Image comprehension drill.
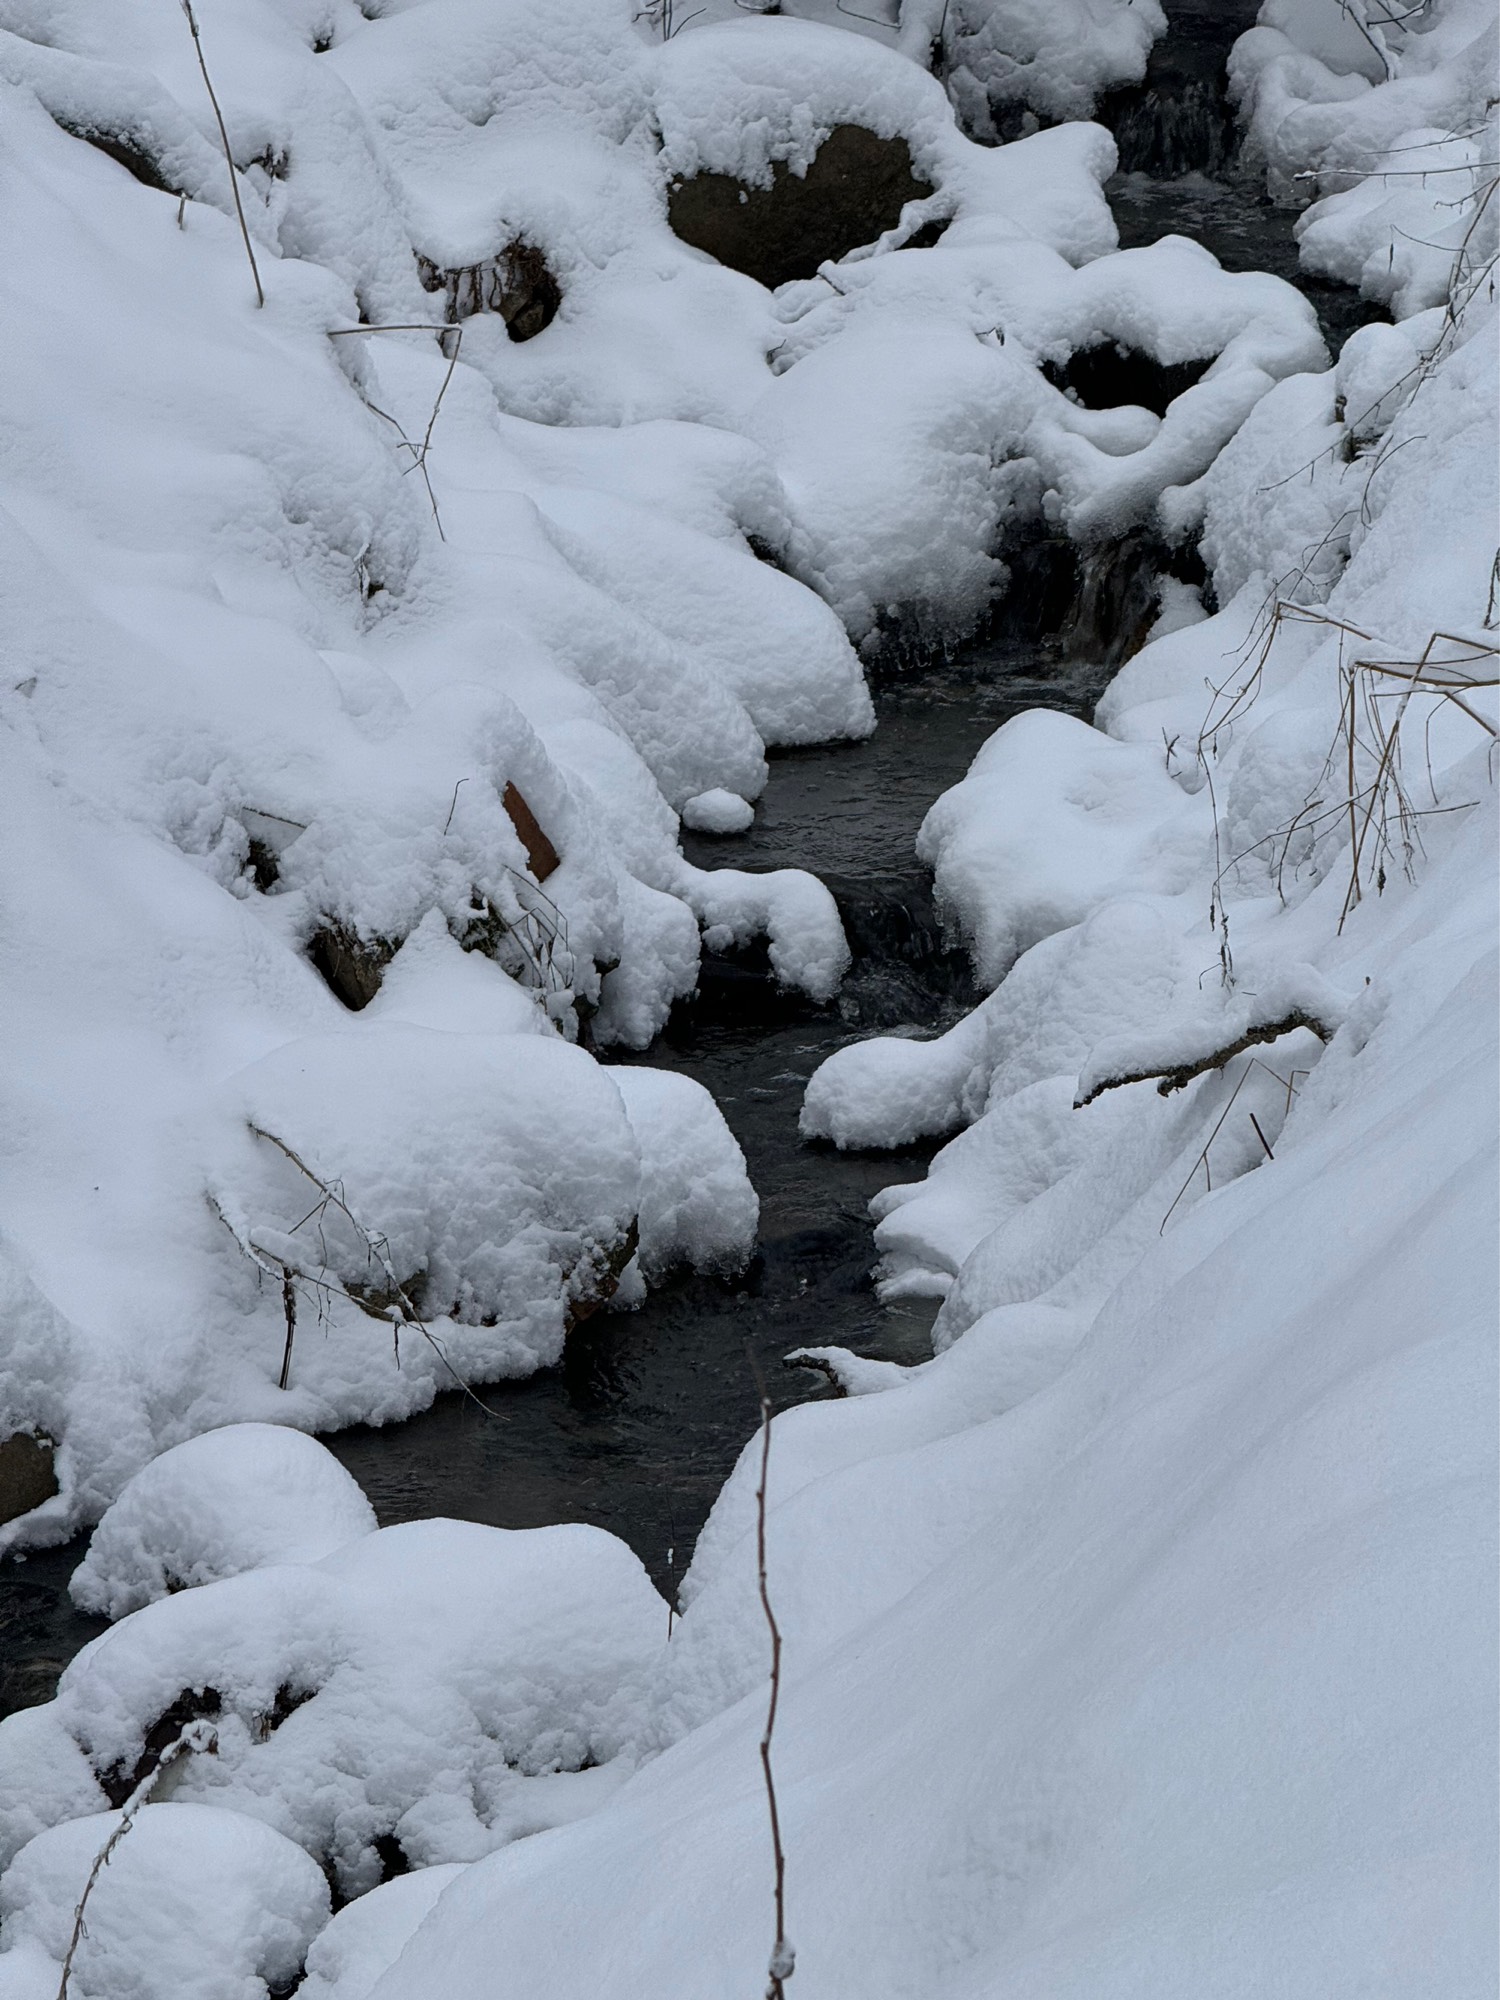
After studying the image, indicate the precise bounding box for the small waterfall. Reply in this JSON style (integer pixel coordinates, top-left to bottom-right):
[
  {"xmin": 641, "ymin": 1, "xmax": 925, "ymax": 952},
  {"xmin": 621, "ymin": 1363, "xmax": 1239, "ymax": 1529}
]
[{"xmin": 1100, "ymin": 0, "xmax": 1262, "ymax": 179}]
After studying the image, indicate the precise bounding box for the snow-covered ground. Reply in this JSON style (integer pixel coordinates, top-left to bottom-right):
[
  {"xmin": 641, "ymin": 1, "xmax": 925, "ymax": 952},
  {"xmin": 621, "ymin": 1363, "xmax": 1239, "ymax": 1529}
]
[{"xmin": 0, "ymin": 0, "xmax": 1495, "ymax": 1994}]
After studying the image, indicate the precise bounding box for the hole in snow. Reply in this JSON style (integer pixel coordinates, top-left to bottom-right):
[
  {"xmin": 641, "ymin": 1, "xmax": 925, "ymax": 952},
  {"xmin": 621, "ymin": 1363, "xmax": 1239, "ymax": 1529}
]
[
  {"xmin": 417, "ymin": 241, "xmax": 561, "ymax": 342},
  {"xmin": 667, "ymin": 126, "xmax": 935, "ymax": 290},
  {"xmin": 307, "ymin": 922, "xmax": 399, "ymax": 1011},
  {"xmin": 1041, "ymin": 342, "xmax": 1212, "ymax": 417},
  {"xmin": 53, "ymin": 117, "xmax": 180, "ymax": 196}
]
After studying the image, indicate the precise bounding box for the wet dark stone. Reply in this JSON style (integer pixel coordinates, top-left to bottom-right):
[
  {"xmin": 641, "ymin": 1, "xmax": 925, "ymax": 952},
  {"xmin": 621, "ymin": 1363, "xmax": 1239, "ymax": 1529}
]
[
  {"xmin": 307, "ymin": 921, "xmax": 398, "ymax": 1011},
  {"xmin": 667, "ymin": 125, "xmax": 935, "ymax": 290},
  {"xmin": 1042, "ymin": 342, "xmax": 1212, "ymax": 417},
  {"xmin": 418, "ymin": 240, "xmax": 561, "ymax": 341},
  {"xmin": 0, "ymin": 1431, "xmax": 58, "ymax": 1527}
]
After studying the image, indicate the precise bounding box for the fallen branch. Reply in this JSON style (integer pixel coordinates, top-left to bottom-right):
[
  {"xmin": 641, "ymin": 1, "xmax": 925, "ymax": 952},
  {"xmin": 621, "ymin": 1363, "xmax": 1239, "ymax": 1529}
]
[
  {"xmin": 326, "ymin": 322, "xmax": 465, "ymax": 539},
  {"xmin": 57, "ymin": 1719, "xmax": 218, "ymax": 2000},
  {"xmin": 746, "ymin": 1347, "xmax": 794, "ymax": 1999},
  {"xmin": 1074, "ymin": 1008, "xmax": 1339, "ymax": 1108},
  {"xmin": 208, "ymin": 1148, "xmax": 506, "ymax": 1420}
]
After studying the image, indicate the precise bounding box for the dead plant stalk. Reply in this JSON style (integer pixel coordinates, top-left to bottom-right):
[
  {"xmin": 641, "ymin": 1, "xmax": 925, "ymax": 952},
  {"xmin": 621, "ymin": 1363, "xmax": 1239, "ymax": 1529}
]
[
  {"xmin": 179, "ymin": 0, "xmax": 264, "ymax": 308},
  {"xmin": 56, "ymin": 1721, "xmax": 217, "ymax": 2000},
  {"xmin": 747, "ymin": 1349, "xmax": 794, "ymax": 1997}
]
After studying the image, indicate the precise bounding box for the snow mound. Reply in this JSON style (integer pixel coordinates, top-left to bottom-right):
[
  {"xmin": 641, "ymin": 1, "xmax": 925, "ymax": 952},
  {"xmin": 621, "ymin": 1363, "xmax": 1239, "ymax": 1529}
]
[
  {"xmin": 681, "ymin": 789, "xmax": 754, "ymax": 835},
  {"xmin": 69, "ymin": 1424, "xmax": 378, "ymax": 1622},
  {"xmin": 611, "ymin": 1068, "xmax": 758, "ymax": 1282},
  {"xmin": 212, "ymin": 1026, "xmax": 642, "ymax": 1375},
  {"xmin": 3, "ymin": 1517, "xmax": 665, "ymax": 1895},
  {"xmin": 0, "ymin": 1802, "xmax": 329, "ymax": 2000},
  {"xmin": 902, "ymin": 0, "xmax": 1166, "ymax": 137},
  {"xmin": 1232, "ymin": 0, "xmax": 1497, "ymax": 320},
  {"xmin": 916, "ymin": 707, "xmax": 1204, "ymax": 987}
]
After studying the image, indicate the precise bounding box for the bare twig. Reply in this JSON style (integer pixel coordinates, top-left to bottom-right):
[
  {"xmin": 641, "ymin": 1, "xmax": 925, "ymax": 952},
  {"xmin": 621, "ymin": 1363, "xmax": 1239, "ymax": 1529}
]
[
  {"xmin": 1074, "ymin": 1007, "xmax": 1338, "ymax": 1109},
  {"xmin": 56, "ymin": 1721, "xmax": 217, "ymax": 2000},
  {"xmin": 326, "ymin": 322, "xmax": 465, "ymax": 539},
  {"xmin": 179, "ymin": 1, "xmax": 263, "ymax": 308},
  {"xmin": 210, "ymin": 1149, "xmax": 508, "ymax": 1421},
  {"xmin": 745, "ymin": 1346, "xmax": 794, "ymax": 1998}
]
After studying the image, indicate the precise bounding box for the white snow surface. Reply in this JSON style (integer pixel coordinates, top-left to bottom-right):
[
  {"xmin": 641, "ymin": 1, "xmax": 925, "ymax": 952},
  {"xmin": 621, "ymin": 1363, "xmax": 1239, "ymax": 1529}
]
[
  {"xmin": 0, "ymin": 1802, "xmax": 329, "ymax": 2000},
  {"xmin": 6, "ymin": 0, "xmax": 1321, "ymax": 1523},
  {"xmin": 1, "ymin": 1, "xmax": 1495, "ymax": 1996},
  {"xmin": 69, "ymin": 1424, "xmax": 378, "ymax": 1621},
  {"xmin": 1, "ymin": 1517, "xmax": 665, "ymax": 1892}
]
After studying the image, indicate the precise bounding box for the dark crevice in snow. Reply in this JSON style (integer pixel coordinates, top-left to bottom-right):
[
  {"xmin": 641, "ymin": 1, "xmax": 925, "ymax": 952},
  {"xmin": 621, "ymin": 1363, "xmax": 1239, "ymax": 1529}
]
[
  {"xmin": 372, "ymin": 1832, "xmax": 412, "ymax": 1884},
  {"xmin": 53, "ymin": 117, "xmax": 181, "ymax": 196},
  {"xmin": 100, "ymin": 1685, "xmax": 222, "ymax": 1808},
  {"xmin": 1041, "ymin": 342, "xmax": 1212, "ymax": 417},
  {"xmin": 417, "ymin": 242, "xmax": 561, "ymax": 341},
  {"xmin": 666, "ymin": 126, "xmax": 935, "ymax": 290},
  {"xmin": 306, "ymin": 922, "xmax": 399, "ymax": 1012}
]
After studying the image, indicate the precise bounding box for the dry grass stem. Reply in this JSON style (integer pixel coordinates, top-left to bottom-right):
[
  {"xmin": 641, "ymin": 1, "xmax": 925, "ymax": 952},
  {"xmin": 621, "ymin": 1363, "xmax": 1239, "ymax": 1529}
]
[{"xmin": 179, "ymin": 1, "xmax": 264, "ymax": 308}]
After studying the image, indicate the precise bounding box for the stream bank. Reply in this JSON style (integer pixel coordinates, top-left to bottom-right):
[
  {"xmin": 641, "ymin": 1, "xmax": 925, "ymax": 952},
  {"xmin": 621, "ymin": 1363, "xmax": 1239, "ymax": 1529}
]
[{"xmin": 0, "ymin": 23, "xmax": 1389, "ymax": 1715}]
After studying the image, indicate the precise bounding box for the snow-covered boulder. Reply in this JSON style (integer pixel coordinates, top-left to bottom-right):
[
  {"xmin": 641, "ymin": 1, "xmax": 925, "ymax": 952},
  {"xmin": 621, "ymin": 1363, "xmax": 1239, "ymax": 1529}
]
[
  {"xmin": 69, "ymin": 1425, "xmax": 377, "ymax": 1622},
  {"xmin": 0, "ymin": 1803, "xmax": 329, "ymax": 2000},
  {"xmin": 4, "ymin": 1518, "xmax": 666, "ymax": 1894}
]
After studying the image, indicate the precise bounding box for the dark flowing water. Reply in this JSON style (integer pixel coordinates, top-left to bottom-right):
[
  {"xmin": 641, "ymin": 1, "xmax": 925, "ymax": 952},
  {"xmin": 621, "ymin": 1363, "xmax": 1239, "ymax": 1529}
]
[
  {"xmin": 0, "ymin": 26, "xmax": 1388, "ymax": 1712},
  {"xmin": 325, "ymin": 641, "xmax": 1109, "ymax": 1603}
]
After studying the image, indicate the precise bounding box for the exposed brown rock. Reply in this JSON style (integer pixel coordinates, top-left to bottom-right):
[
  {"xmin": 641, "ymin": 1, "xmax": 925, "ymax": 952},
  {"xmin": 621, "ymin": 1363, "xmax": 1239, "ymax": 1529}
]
[
  {"xmin": 667, "ymin": 125, "xmax": 935, "ymax": 290},
  {"xmin": 502, "ymin": 782, "xmax": 560, "ymax": 882},
  {"xmin": 0, "ymin": 1430, "xmax": 58, "ymax": 1528}
]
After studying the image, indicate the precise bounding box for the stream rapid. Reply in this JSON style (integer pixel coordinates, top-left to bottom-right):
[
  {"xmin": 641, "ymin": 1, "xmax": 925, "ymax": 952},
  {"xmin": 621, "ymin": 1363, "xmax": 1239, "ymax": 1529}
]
[{"xmin": 0, "ymin": 43, "xmax": 1387, "ymax": 1716}]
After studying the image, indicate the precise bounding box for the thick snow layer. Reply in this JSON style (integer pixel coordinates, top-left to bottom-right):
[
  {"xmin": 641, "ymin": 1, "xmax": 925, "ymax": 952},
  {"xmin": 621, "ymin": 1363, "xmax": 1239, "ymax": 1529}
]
[
  {"xmin": 1232, "ymin": 0, "xmax": 1498, "ymax": 320},
  {"xmin": 11, "ymin": 0, "xmax": 1321, "ymax": 1526},
  {"xmin": 2, "ymin": 1516, "xmax": 665, "ymax": 1893},
  {"xmin": 914, "ymin": 707, "xmax": 1204, "ymax": 986},
  {"xmin": 69, "ymin": 1424, "xmax": 377, "ymax": 1621},
  {"xmin": 364, "ymin": 297, "xmax": 1500, "ymax": 1964},
  {"xmin": 363, "ymin": 807, "xmax": 1496, "ymax": 1999},
  {"xmin": 897, "ymin": 0, "xmax": 1166, "ymax": 136},
  {"xmin": 0, "ymin": 1802, "xmax": 329, "ymax": 2000},
  {"xmin": 299, "ymin": 1866, "xmax": 467, "ymax": 2000},
  {"xmin": 611, "ymin": 1068, "xmax": 759, "ymax": 1281}
]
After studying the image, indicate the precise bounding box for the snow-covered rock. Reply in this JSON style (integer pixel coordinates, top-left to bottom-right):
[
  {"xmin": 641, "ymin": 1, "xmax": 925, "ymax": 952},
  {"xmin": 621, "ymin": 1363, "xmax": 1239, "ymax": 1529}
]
[
  {"xmin": 3, "ymin": 1515, "xmax": 666, "ymax": 1893},
  {"xmin": 0, "ymin": 1803, "xmax": 329, "ymax": 2000},
  {"xmin": 69, "ymin": 1424, "xmax": 377, "ymax": 1621}
]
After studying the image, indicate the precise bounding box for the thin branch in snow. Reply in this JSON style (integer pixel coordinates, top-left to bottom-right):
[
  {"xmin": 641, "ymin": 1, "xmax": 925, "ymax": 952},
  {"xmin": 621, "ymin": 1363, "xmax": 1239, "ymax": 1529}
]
[
  {"xmin": 1074, "ymin": 1009, "xmax": 1340, "ymax": 1109},
  {"xmin": 745, "ymin": 1345, "xmax": 794, "ymax": 1999},
  {"xmin": 56, "ymin": 1720, "xmax": 218, "ymax": 2000},
  {"xmin": 179, "ymin": 1, "xmax": 264, "ymax": 308},
  {"xmin": 209, "ymin": 1149, "xmax": 509, "ymax": 1421},
  {"xmin": 327, "ymin": 322, "xmax": 466, "ymax": 539}
]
